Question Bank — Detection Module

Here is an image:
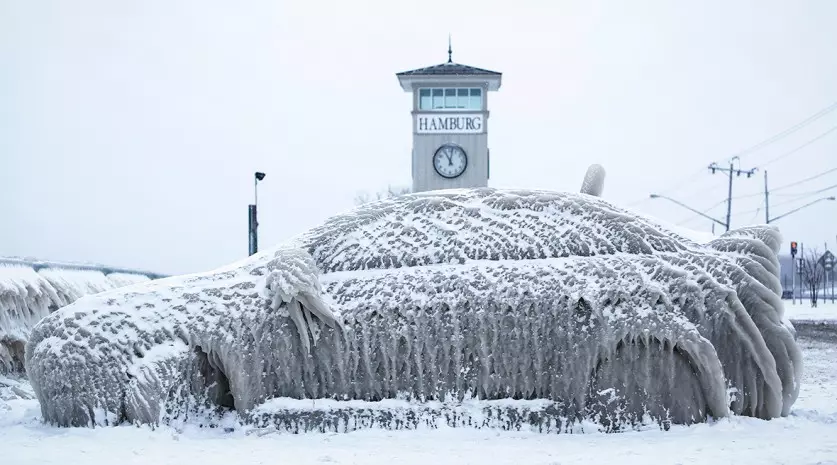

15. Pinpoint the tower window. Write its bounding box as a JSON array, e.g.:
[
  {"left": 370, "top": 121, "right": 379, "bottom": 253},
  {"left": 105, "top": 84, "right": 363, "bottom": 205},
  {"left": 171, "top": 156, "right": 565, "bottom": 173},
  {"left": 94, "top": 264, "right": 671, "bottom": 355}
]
[
  {"left": 445, "top": 89, "right": 457, "bottom": 108},
  {"left": 432, "top": 89, "right": 444, "bottom": 109},
  {"left": 419, "top": 87, "right": 483, "bottom": 111},
  {"left": 470, "top": 88, "right": 482, "bottom": 110},
  {"left": 419, "top": 89, "right": 432, "bottom": 110},
  {"left": 457, "top": 88, "right": 469, "bottom": 108}
]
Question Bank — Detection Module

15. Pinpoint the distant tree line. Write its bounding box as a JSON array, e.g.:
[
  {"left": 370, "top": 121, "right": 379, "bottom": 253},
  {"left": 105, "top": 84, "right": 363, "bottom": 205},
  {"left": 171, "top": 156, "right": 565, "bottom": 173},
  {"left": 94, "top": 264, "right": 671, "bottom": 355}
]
[
  {"left": 354, "top": 185, "right": 412, "bottom": 206},
  {"left": 799, "top": 248, "right": 835, "bottom": 307}
]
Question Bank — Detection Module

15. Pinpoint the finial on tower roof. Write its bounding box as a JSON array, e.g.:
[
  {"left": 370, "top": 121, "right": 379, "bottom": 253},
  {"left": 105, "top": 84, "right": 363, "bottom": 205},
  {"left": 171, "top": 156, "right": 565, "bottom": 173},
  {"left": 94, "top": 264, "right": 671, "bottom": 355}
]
[{"left": 447, "top": 34, "right": 452, "bottom": 63}]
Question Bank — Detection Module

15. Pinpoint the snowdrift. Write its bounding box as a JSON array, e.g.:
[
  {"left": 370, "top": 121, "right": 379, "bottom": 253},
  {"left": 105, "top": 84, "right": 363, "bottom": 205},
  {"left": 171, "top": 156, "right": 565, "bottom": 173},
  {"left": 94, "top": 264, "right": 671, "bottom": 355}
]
[
  {"left": 25, "top": 183, "right": 801, "bottom": 432},
  {"left": 0, "top": 264, "right": 150, "bottom": 374}
]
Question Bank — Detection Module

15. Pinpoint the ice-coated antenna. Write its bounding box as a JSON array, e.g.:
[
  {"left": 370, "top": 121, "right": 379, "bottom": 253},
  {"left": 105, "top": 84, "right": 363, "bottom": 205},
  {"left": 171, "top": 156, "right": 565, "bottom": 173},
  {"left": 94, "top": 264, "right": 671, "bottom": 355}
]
[{"left": 447, "top": 34, "right": 452, "bottom": 63}]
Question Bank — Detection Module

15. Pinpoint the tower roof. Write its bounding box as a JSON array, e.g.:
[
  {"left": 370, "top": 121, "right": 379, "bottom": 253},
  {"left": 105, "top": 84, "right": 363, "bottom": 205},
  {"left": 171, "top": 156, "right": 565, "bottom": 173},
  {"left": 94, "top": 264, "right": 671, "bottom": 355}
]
[
  {"left": 397, "top": 39, "right": 502, "bottom": 92},
  {"left": 396, "top": 62, "right": 503, "bottom": 92},
  {"left": 396, "top": 62, "right": 501, "bottom": 77}
]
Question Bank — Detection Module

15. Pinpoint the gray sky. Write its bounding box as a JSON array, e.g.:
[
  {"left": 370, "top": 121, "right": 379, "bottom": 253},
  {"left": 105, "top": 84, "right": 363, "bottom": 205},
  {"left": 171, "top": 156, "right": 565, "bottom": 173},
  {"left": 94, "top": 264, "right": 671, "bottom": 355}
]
[{"left": 2, "top": 0, "right": 836, "bottom": 276}]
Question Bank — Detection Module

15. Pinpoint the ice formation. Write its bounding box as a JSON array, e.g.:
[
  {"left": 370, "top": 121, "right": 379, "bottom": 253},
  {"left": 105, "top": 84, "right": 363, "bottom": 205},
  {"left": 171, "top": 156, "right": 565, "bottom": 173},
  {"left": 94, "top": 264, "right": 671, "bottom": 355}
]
[
  {"left": 25, "top": 168, "right": 802, "bottom": 431},
  {"left": 0, "top": 264, "right": 150, "bottom": 374},
  {"left": 580, "top": 163, "right": 606, "bottom": 197}
]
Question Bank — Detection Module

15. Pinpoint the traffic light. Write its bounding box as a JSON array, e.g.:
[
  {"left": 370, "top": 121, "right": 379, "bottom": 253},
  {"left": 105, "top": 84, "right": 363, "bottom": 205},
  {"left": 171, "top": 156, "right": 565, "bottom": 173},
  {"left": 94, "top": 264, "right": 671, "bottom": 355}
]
[{"left": 790, "top": 241, "right": 798, "bottom": 257}]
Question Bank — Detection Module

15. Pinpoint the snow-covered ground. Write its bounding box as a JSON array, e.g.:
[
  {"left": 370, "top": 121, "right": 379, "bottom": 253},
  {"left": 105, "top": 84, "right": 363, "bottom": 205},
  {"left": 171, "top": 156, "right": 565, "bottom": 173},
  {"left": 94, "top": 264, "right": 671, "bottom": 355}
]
[
  {"left": 2, "top": 348, "right": 835, "bottom": 464},
  {"left": 2, "top": 303, "right": 836, "bottom": 465},
  {"left": 785, "top": 299, "right": 837, "bottom": 322}
]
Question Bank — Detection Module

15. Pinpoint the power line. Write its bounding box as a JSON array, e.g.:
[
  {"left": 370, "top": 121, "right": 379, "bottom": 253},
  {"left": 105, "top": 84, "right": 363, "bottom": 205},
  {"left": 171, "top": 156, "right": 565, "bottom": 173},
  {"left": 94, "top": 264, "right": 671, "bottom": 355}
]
[
  {"left": 747, "top": 207, "right": 762, "bottom": 224},
  {"left": 770, "top": 183, "right": 837, "bottom": 209},
  {"left": 636, "top": 100, "right": 837, "bottom": 208},
  {"left": 729, "top": 205, "right": 762, "bottom": 217},
  {"left": 772, "top": 167, "right": 837, "bottom": 192},
  {"left": 734, "top": 100, "right": 837, "bottom": 162},
  {"left": 678, "top": 176, "right": 732, "bottom": 203},
  {"left": 774, "top": 184, "right": 837, "bottom": 198},
  {"left": 729, "top": 190, "right": 766, "bottom": 201},
  {"left": 652, "top": 161, "right": 758, "bottom": 231},
  {"left": 625, "top": 166, "right": 721, "bottom": 207},
  {"left": 649, "top": 167, "right": 714, "bottom": 198},
  {"left": 759, "top": 123, "right": 837, "bottom": 168},
  {"left": 730, "top": 167, "right": 837, "bottom": 200},
  {"left": 654, "top": 178, "right": 834, "bottom": 229},
  {"left": 693, "top": 166, "right": 836, "bottom": 224},
  {"left": 730, "top": 173, "right": 837, "bottom": 223}
]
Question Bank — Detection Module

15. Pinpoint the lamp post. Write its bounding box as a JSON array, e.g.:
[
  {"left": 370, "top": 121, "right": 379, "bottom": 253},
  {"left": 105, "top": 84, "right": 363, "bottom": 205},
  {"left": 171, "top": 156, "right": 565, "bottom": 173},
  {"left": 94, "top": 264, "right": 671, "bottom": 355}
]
[
  {"left": 249, "top": 172, "right": 266, "bottom": 256},
  {"left": 648, "top": 194, "right": 728, "bottom": 231}
]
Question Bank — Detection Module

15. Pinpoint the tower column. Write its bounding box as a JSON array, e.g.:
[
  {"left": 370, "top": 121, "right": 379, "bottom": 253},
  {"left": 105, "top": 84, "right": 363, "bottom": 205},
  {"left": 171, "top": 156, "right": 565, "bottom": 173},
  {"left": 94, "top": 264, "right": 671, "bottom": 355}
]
[{"left": 396, "top": 45, "right": 502, "bottom": 193}]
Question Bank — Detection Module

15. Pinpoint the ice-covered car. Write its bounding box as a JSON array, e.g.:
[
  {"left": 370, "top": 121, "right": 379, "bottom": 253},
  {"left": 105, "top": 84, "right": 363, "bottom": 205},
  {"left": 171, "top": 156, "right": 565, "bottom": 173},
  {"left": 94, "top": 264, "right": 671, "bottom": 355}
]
[{"left": 25, "top": 166, "right": 801, "bottom": 431}]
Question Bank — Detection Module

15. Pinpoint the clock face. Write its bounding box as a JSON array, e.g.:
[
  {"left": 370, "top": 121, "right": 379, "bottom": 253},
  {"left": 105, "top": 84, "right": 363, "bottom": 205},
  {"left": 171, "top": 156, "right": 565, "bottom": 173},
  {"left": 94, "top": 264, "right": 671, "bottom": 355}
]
[{"left": 433, "top": 144, "right": 468, "bottom": 179}]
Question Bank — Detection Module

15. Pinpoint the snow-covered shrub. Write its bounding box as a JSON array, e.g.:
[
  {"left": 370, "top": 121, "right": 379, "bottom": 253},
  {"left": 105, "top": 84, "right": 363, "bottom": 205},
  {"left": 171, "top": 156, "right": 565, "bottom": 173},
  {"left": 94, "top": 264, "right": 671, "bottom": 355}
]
[{"left": 0, "top": 264, "right": 150, "bottom": 374}]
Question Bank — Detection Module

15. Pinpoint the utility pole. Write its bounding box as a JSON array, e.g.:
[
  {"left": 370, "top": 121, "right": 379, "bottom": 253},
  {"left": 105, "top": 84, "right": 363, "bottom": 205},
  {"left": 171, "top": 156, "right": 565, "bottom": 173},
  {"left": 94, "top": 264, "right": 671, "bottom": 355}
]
[
  {"left": 823, "top": 244, "right": 834, "bottom": 303},
  {"left": 764, "top": 171, "right": 834, "bottom": 225},
  {"left": 764, "top": 171, "right": 770, "bottom": 224},
  {"left": 792, "top": 254, "right": 796, "bottom": 305},
  {"left": 709, "top": 156, "right": 757, "bottom": 232},
  {"left": 824, "top": 249, "right": 828, "bottom": 303},
  {"left": 791, "top": 241, "right": 798, "bottom": 305},
  {"left": 800, "top": 242, "right": 805, "bottom": 303}
]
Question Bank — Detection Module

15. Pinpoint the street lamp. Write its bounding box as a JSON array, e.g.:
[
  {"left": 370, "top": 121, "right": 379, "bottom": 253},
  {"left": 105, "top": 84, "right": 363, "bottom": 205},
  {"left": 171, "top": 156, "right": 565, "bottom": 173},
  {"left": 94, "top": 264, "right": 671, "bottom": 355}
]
[
  {"left": 649, "top": 194, "right": 729, "bottom": 231},
  {"left": 249, "top": 172, "right": 267, "bottom": 256},
  {"left": 767, "top": 196, "right": 835, "bottom": 224},
  {"left": 254, "top": 171, "right": 266, "bottom": 207}
]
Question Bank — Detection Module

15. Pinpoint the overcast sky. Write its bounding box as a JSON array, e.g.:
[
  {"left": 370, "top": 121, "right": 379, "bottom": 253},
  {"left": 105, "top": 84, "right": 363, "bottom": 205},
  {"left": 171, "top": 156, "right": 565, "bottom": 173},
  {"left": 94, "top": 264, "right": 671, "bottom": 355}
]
[{"left": 2, "top": 0, "right": 836, "bottom": 276}]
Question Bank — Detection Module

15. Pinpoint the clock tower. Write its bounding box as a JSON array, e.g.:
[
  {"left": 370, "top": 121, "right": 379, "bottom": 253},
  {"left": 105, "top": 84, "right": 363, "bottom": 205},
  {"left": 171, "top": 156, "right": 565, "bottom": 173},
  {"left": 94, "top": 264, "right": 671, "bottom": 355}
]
[{"left": 396, "top": 43, "right": 502, "bottom": 193}]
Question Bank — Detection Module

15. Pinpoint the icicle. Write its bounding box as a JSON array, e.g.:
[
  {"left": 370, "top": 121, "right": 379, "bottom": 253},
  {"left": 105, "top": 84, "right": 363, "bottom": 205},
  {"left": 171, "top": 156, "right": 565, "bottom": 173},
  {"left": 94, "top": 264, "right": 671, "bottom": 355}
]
[{"left": 287, "top": 300, "right": 311, "bottom": 355}]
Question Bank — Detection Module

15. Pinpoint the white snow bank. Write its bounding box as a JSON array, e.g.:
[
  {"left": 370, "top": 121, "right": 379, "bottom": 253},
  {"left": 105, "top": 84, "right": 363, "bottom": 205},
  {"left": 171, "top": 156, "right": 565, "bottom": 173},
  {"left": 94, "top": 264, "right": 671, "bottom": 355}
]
[
  {"left": 784, "top": 301, "right": 837, "bottom": 322},
  {"left": 0, "top": 264, "right": 151, "bottom": 373}
]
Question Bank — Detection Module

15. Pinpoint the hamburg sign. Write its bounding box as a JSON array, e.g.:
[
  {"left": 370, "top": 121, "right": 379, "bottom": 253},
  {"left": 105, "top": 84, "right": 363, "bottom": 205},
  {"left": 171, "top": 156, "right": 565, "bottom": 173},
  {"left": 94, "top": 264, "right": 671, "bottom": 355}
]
[{"left": 416, "top": 114, "right": 484, "bottom": 134}]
